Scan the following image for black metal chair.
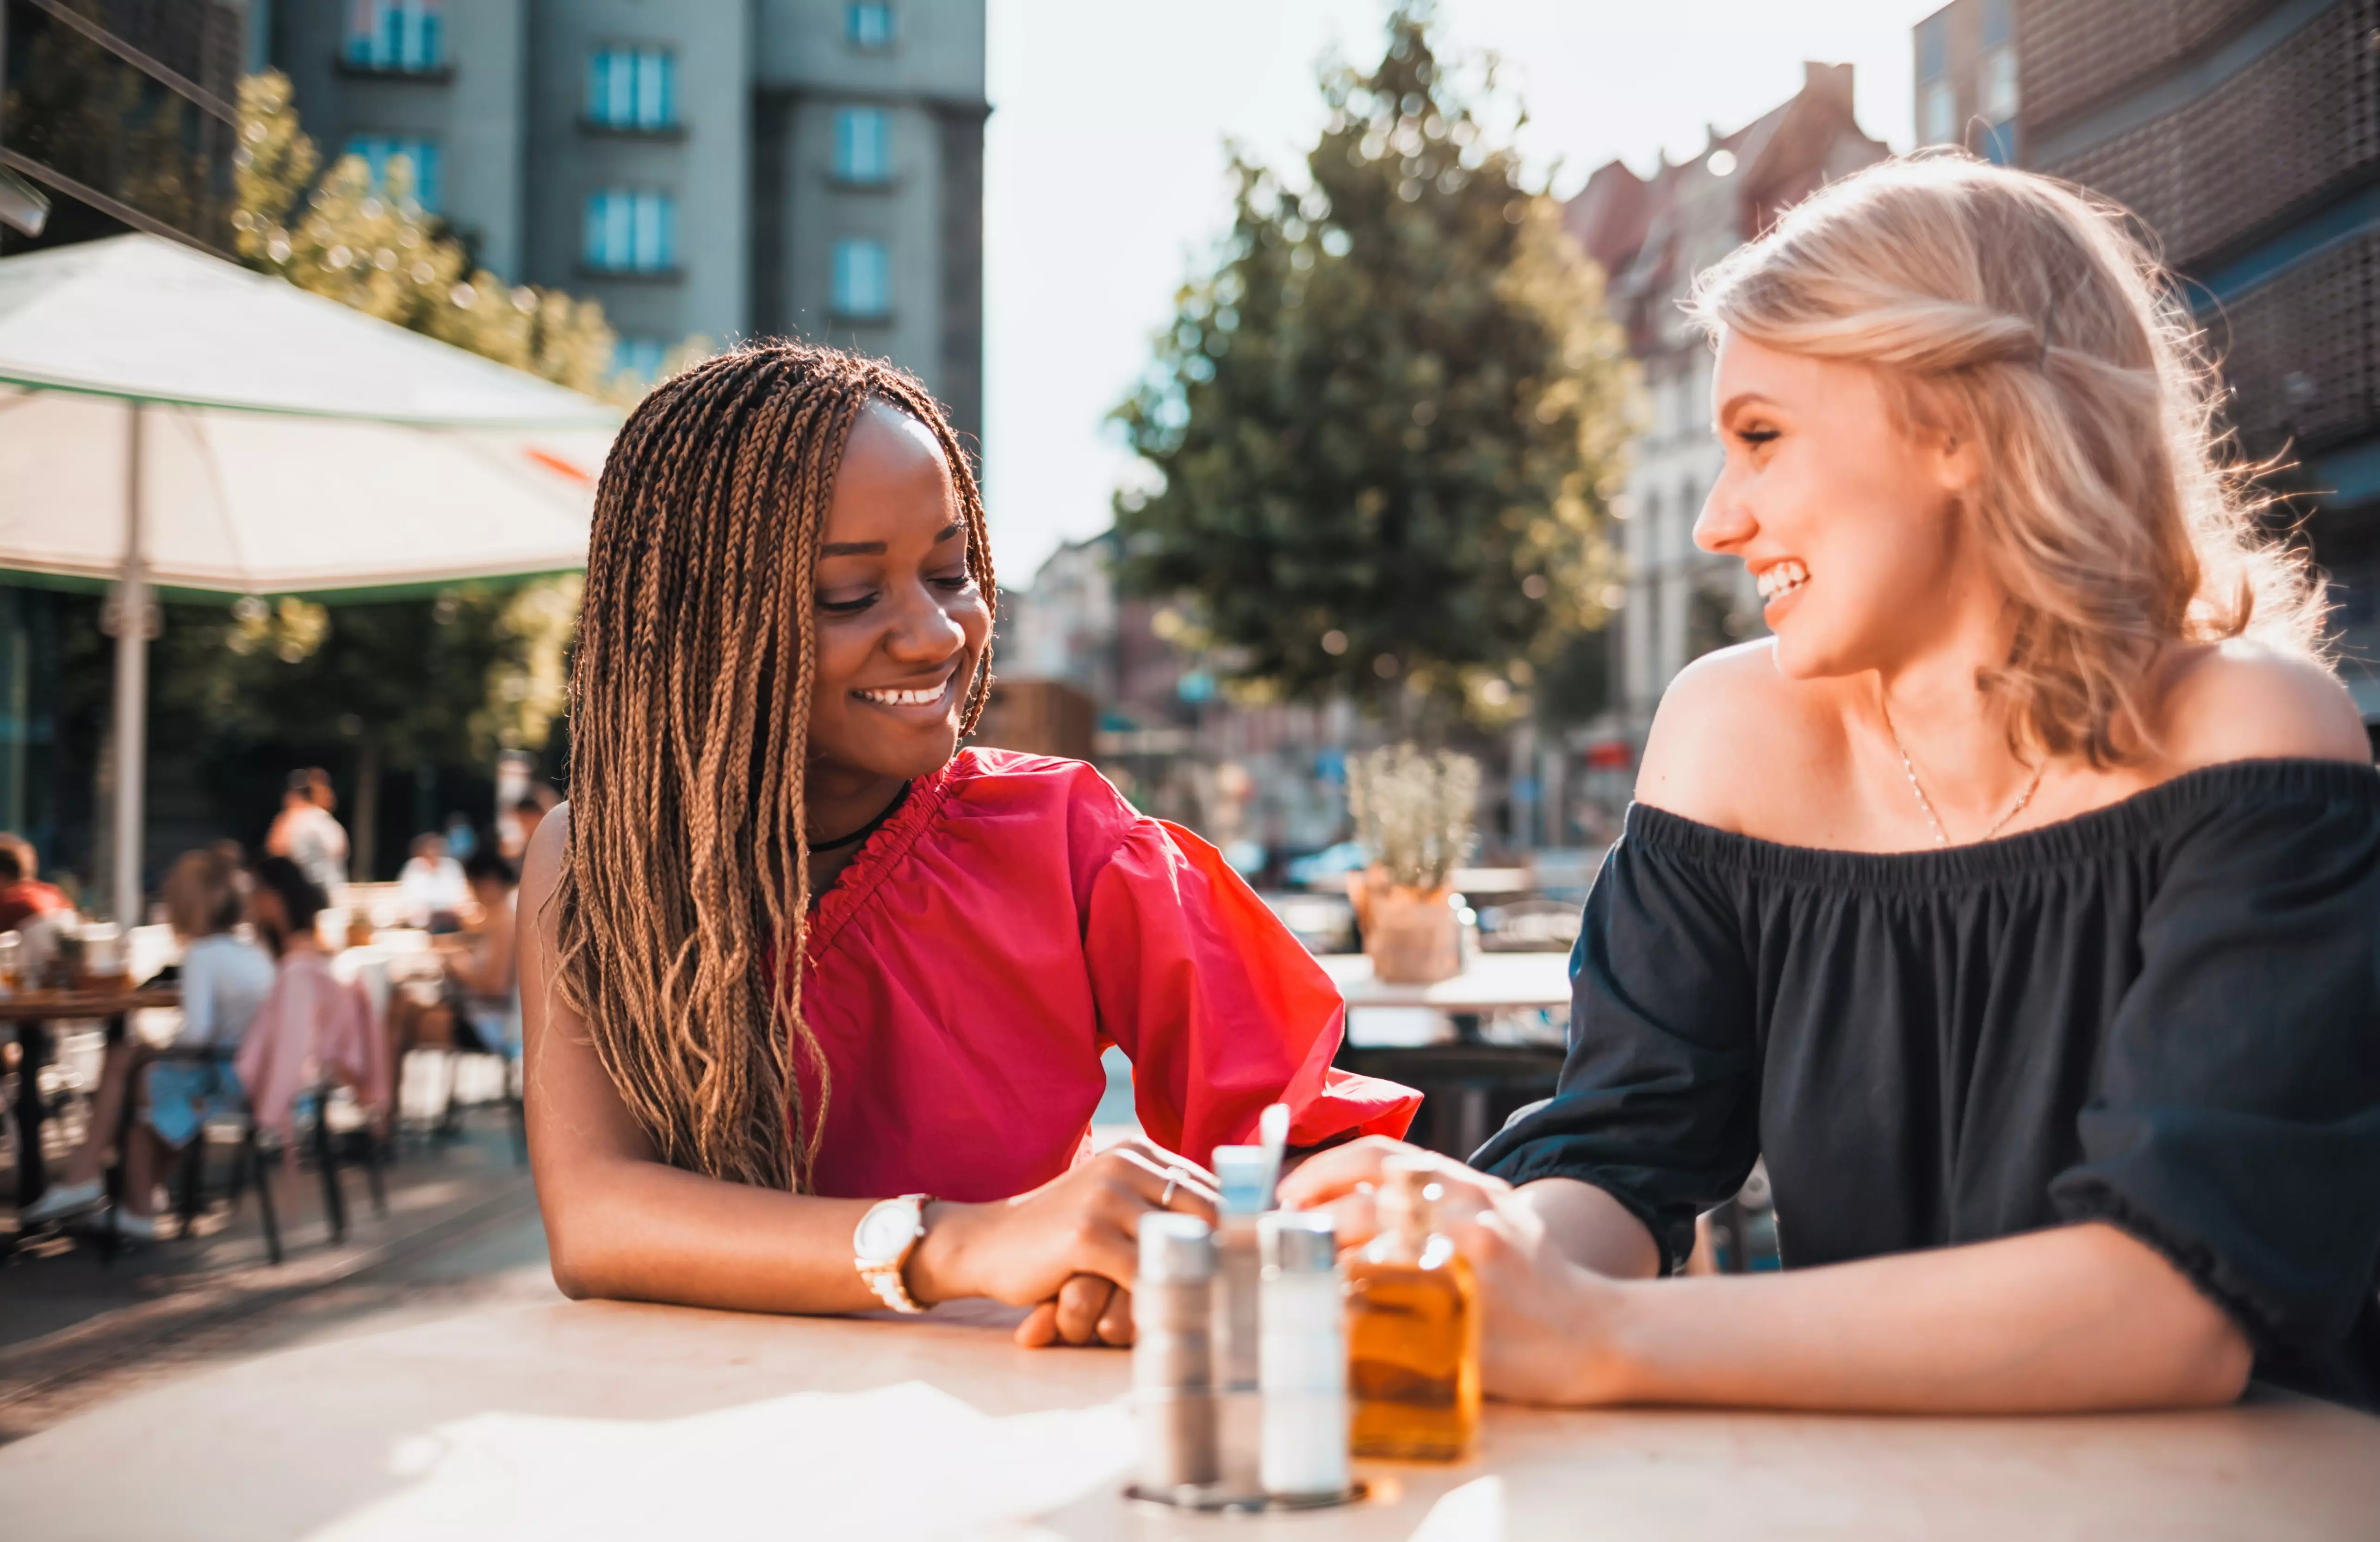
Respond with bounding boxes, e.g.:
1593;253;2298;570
141;1054;385;1266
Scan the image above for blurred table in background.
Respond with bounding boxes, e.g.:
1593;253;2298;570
1320;953;1570;1159
6;1295;2374;1540
2;987;181;1210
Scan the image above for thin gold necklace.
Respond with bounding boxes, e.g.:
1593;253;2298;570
1878;695;2044;847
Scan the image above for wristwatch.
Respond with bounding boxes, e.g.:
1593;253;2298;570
853;1194;932;1313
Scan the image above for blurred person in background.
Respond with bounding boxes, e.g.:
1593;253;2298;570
396;832;469;931
441;812;477;863
389;849;521;1125
508;794;551;860
1288;155;2380;1414
442;848;518;1057
18;850;274;1237
522;344;1418;1348
0;833;68;932
237;855;388;1150
265;769;347;905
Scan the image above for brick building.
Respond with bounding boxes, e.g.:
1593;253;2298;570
2009;0;2380;724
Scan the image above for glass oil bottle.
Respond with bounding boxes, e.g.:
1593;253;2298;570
1344;1156;1480;1461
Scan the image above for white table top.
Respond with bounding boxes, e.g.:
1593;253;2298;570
6;1296;2374;1541
1319;951;1572;1013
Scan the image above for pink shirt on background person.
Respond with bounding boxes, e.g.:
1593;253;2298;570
236;949;389;1138
791;748;1419;1201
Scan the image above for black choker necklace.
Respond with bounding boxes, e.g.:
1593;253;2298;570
806;782;911;854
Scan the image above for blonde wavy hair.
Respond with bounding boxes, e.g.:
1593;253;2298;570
1686;152;2324;765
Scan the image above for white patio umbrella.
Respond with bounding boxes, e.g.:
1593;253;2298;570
0;234;621;921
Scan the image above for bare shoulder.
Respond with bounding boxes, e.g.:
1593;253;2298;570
2157;641;2370;770
1635;639;1847;830
518;801;572;944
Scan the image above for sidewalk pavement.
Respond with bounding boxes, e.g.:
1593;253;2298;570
0;1108;553;1443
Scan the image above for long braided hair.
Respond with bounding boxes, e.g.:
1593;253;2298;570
554;343;995;1191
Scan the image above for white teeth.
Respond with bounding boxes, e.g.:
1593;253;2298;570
1757;561;1809;602
857;682;948;706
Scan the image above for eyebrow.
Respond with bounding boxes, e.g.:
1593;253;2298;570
818;522;964;559
1716;392;1780;423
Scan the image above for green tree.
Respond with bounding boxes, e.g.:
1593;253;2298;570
1111;5;1633;729
152;581;574;876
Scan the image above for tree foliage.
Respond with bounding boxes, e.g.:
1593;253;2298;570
232;71;645;398
157;585;570;772
1111;6;1634;727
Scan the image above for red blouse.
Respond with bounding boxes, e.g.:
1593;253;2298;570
795;748;1419;1201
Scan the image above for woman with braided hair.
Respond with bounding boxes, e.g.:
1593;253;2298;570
1287;155;2380;1411
519;343;1416;1344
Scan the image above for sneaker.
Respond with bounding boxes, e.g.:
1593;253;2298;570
107;1211;162;1243
19;1179;103;1225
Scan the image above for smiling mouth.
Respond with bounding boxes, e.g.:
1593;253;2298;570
1756;560;1809;603
854;675;954;708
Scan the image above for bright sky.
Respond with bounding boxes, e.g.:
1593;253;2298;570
979;0;1946;584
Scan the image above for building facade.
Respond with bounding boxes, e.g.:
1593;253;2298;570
1913;0;2024;161
2005;0;2380;727
260;0;985;440
1564;63;1889;756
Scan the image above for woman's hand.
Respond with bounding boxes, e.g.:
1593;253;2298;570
1278;1137;1624;1404
1012;1275;1137;1349
914;1138;1217;1343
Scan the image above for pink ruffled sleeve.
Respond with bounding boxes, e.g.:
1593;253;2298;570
1084;816;1420;1166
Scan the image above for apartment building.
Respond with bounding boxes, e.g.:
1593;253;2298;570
260;0;986;440
2004;0;2380;726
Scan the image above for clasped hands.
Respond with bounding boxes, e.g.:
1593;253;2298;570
911;1137;1221;1347
936;1133;1619;1400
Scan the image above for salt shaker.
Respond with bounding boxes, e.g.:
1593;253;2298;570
1208;1144;1270;1505
1258;1210;1351;1501
1133;1212;1219;1499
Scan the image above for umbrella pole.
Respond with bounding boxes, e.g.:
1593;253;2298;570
109;402;148;925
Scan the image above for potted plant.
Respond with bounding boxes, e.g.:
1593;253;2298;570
1345;745;1479;983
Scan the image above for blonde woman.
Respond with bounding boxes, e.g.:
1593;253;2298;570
1285;155;2380;1412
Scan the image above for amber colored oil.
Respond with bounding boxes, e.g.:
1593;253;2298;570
1345;1229;1480;1461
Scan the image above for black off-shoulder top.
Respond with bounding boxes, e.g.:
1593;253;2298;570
1475;759;2380;1408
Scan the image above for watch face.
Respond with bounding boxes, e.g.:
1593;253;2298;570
855;1200;916;1264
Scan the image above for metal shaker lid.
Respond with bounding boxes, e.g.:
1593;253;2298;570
1140;1212;1216;1281
1259;1210;1338;1273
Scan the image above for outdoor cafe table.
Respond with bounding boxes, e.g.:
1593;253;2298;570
3;1295;2374;1540
1;986;180;1209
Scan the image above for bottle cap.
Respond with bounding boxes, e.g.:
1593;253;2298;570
1140;1212;1216;1282
1258;1210;1337;1274
1212;1145;1271;1215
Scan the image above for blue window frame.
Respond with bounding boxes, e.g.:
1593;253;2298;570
613;337;669;382
832;238;890;317
834;108;892;183
1981;0;2013;50
846;3;894;50
347;135;441;210
1915;13;1947;82
588;48;677;130
346;0;443;72
583;191;677;273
